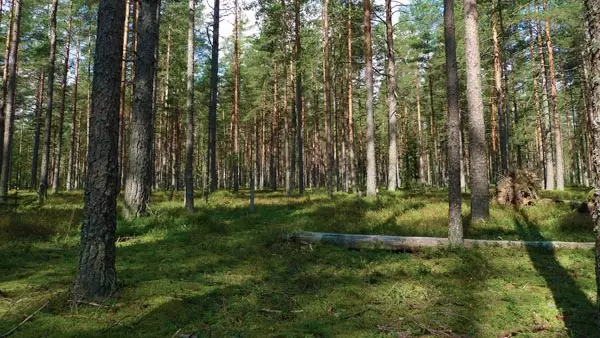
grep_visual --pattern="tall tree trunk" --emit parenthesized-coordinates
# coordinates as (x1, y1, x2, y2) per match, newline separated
(542, 0, 564, 190)
(39, 0, 59, 199)
(73, 0, 125, 299)
(463, 0, 489, 220)
(296, 0, 304, 195)
(529, 23, 544, 172)
(31, 72, 44, 190)
(66, 42, 81, 191)
(0, 0, 21, 201)
(184, 0, 195, 211)
(124, 0, 160, 218)
(364, 0, 376, 197)
(583, 0, 600, 321)
(536, 10, 555, 190)
(323, 0, 333, 198)
(347, 0, 357, 195)
(53, 8, 73, 193)
(0, 0, 12, 167)
(492, 0, 507, 174)
(445, 0, 462, 245)
(208, 0, 219, 193)
(118, 0, 131, 191)
(232, 0, 240, 193)
(416, 67, 424, 184)
(386, 0, 397, 191)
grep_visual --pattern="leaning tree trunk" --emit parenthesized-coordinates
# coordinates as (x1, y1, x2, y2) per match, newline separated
(364, 0, 376, 197)
(73, 0, 126, 299)
(52, 8, 73, 193)
(184, 0, 195, 211)
(39, 0, 59, 200)
(386, 0, 397, 191)
(463, 0, 489, 220)
(0, 0, 22, 201)
(444, 0, 463, 246)
(124, 0, 160, 218)
(583, 0, 600, 322)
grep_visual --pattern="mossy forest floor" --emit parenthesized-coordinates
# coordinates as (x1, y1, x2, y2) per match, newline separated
(0, 188, 597, 337)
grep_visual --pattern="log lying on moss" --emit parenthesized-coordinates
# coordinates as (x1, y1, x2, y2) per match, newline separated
(291, 231, 595, 251)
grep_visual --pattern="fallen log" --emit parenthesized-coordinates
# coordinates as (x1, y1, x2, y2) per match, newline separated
(290, 231, 595, 251)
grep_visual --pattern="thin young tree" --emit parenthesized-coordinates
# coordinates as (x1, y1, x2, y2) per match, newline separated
(463, 0, 489, 220)
(0, 0, 22, 201)
(445, 0, 462, 245)
(124, 0, 160, 218)
(73, 0, 126, 299)
(39, 0, 59, 199)
(364, 0, 376, 197)
(184, 0, 195, 211)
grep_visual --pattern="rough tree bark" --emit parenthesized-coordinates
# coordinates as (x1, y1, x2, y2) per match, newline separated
(73, 0, 126, 299)
(124, 0, 160, 218)
(184, 0, 195, 211)
(0, 0, 21, 201)
(364, 0, 376, 197)
(39, 0, 59, 199)
(386, 0, 397, 191)
(583, 0, 600, 322)
(444, 0, 462, 245)
(463, 0, 489, 220)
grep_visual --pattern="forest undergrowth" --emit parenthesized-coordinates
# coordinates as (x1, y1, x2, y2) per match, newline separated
(0, 188, 597, 337)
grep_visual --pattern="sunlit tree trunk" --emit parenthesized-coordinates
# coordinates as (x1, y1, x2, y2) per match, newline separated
(118, 0, 131, 191)
(536, 9, 555, 190)
(583, 0, 600, 320)
(463, 0, 489, 220)
(39, 0, 59, 199)
(296, 0, 304, 195)
(385, 0, 397, 191)
(73, 0, 125, 299)
(208, 0, 219, 193)
(232, 0, 240, 192)
(347, 0, 357, 195)
(184, 0, 195, 211)
(364, 0, 376, 197)
(445, 0, 462, 245)
(124, 0, 160, 218)
(323, 0, 333, 198)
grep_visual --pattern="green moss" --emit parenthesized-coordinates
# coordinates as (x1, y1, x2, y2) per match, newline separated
(0, 189, 597, 337)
